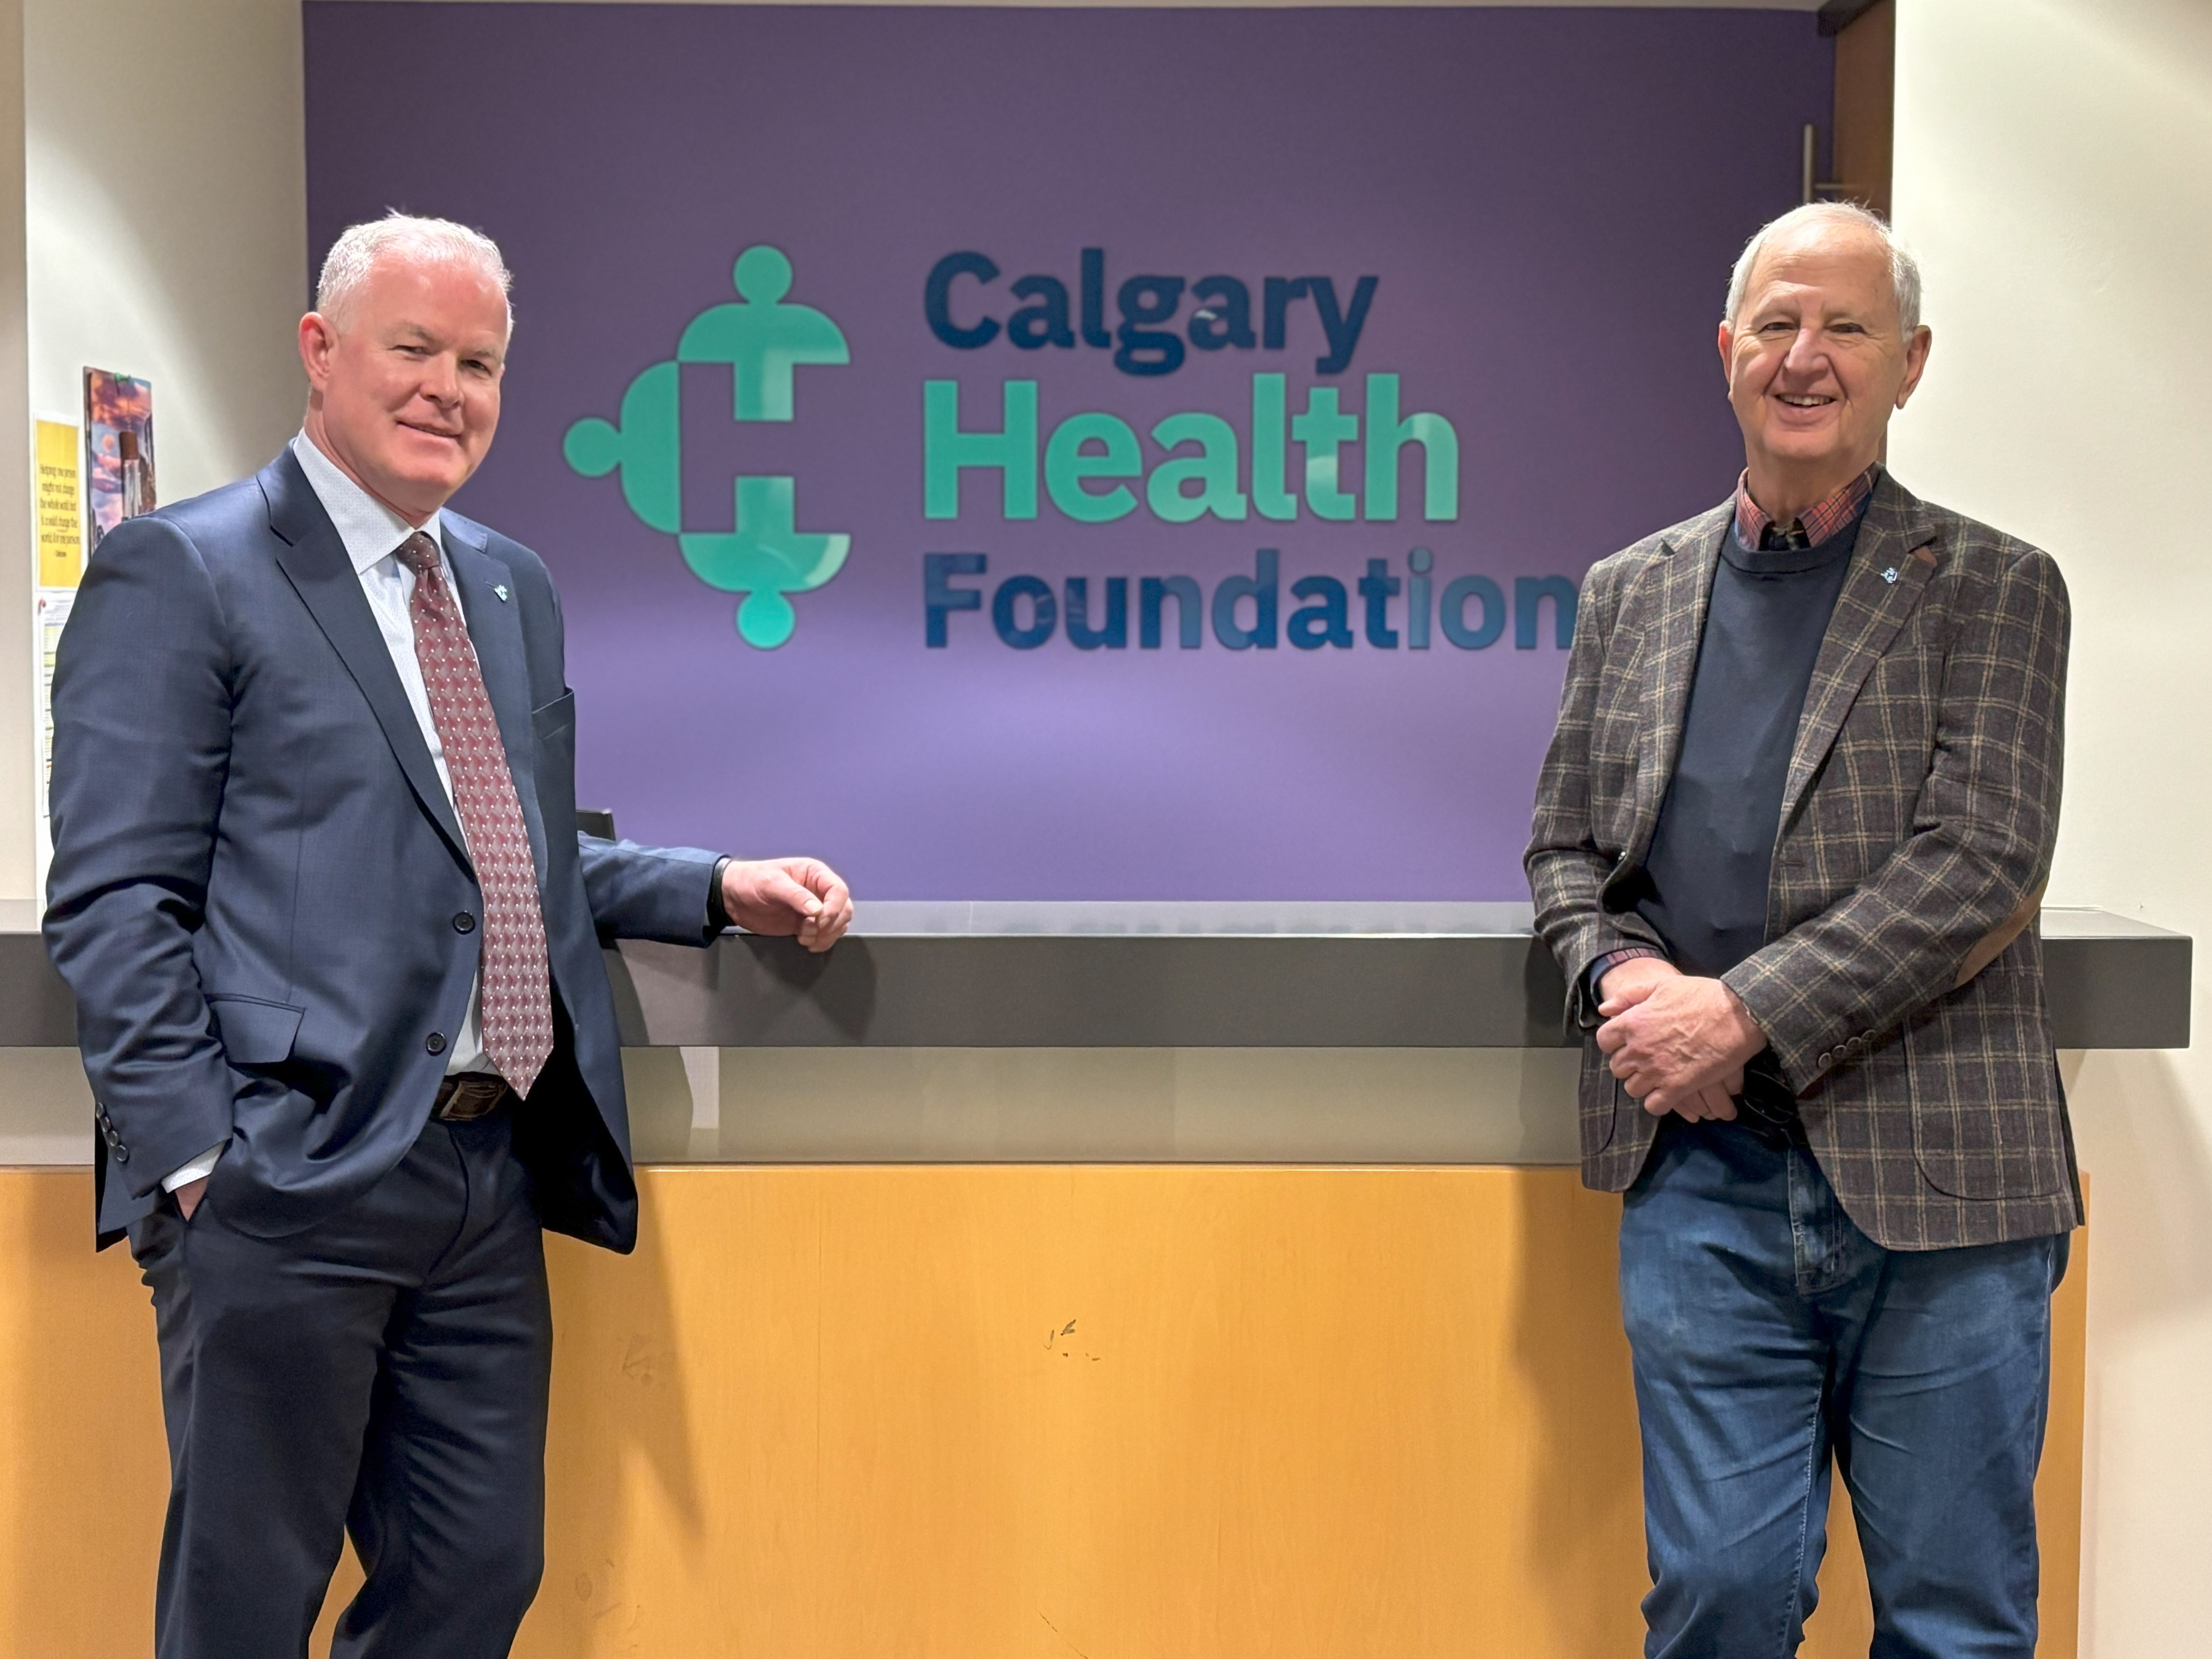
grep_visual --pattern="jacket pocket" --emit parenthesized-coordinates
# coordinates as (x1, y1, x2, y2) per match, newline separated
(531, 689, 577, 740)
(206, 995, 305, 1066)
(1904, 980, 2070, 1201)
(532, 690, 579, 842)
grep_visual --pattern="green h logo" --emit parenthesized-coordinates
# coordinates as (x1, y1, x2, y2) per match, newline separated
(564, 246, 851, 648)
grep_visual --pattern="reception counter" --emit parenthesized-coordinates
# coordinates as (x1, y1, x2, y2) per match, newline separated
(0, 901, 2189, 1168)
(0, 900, 2188, 1056)
(0, 903, 2187, 1657)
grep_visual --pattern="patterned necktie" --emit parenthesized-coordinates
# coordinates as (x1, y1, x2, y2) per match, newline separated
(396, 533, 554, 1096)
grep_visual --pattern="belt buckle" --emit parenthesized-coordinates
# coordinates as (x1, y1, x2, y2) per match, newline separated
(435, 1076, 508, 1122)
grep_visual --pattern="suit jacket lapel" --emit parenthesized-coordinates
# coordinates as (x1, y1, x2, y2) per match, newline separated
(1777, 475, 1942, 830)
(1627, 502, 1730, 861)
(260, 453, 471, 865)
(442, 520, 551, 895)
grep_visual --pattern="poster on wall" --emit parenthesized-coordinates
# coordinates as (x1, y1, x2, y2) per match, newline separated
(305, 4, 1831, 900)
(82, 368, 156, 552)
(33, 416, 85, 861)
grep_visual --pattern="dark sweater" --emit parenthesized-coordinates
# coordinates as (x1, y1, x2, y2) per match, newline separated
(1631, 507, 1866, 978)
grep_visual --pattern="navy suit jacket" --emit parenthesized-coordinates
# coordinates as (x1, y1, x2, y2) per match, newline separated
(45, 450, 720, 1250)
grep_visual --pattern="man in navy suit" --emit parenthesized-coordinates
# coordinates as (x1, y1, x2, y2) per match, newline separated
(43, 213, 853, 1658)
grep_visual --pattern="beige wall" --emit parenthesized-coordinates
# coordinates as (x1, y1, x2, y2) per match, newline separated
(1890, 2, 2212, 1653)
(0, 0, 307, 899)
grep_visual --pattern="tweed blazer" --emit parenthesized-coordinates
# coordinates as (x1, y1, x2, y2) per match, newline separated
(1526, 471, 2082, 1250)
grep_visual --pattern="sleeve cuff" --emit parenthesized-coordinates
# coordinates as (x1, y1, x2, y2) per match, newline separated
(161, 1141, 227, 1192)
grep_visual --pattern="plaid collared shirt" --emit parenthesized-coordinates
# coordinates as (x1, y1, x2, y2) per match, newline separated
(1733, 465, 1877, 551)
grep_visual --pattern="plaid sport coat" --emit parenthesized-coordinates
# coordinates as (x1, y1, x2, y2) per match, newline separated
(1526, 470, 2083, 1250)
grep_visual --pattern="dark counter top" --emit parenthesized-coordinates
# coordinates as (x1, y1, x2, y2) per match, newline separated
(602, 903, 2189, 1050)
(0, 905, 2186, 1051)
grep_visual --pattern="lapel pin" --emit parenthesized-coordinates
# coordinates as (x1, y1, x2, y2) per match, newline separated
(493, 583, 510, 602)
(1881, 567, 1898, 584)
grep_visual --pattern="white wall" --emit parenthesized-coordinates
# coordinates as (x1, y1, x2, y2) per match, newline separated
(1890, 2, 2212, 1653)
(0, 0, 307, 901)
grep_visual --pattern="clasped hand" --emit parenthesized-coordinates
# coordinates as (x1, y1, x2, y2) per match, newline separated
(1595, 958, 1766, 1122)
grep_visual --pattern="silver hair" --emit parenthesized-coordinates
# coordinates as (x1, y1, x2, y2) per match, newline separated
(1723, 201, 1922, 334)
(314, 211, 513, 334)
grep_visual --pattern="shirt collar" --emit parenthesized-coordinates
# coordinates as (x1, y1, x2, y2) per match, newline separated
(1733, 465, 1876, 551)
(289, 431, 445, 577)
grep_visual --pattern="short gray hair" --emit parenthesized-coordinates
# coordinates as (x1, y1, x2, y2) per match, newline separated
(315, 211, 513, 335)
(1723, 201, 1922, 334)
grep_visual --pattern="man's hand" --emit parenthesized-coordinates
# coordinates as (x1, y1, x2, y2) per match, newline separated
(1596, 953, 1682, 1013)
(1596, 971, 1765, 1122)
(719, 857, 853, 953)
(175, 1176, 208, 1221)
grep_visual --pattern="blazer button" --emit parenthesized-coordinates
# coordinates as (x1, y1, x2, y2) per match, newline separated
(113, 1145, 129, 1164)
(453, 912, 476, 933)
(102, 1124, 119, 1145)
(426, 1032, 448, 1055)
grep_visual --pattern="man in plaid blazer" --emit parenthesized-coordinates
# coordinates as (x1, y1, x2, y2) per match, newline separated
(1527, 202, 2078, 1657)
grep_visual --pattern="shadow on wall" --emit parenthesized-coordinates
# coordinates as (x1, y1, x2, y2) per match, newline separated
(2064, 1050, 2212, 1337)
(2061, 1045, 2212, 1643)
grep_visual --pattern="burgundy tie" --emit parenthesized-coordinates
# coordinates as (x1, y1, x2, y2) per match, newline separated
(396, 533, 554, 1096)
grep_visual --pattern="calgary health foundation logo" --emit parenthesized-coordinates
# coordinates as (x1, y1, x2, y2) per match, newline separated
(563, 246, 851, 648)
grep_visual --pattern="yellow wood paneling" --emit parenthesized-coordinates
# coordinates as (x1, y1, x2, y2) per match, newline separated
(0, 1169, 171, 1659)
(0, 1166, 2083, 1658)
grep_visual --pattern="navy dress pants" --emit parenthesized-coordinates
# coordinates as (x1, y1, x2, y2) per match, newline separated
(1619, 1116, 2068, 1659)
(130, 1109, 552, 1659)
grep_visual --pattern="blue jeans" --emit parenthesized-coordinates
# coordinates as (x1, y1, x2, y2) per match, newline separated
(1618, 1117, 2068, 1659)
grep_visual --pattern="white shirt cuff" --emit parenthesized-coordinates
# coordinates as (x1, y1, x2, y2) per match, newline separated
(161, 1142, 227, 1192)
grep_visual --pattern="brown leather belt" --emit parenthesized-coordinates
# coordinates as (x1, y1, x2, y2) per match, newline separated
(433, 1074, 514, 1122)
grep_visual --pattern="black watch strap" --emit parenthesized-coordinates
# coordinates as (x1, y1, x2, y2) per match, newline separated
(708, 855, 734, 932)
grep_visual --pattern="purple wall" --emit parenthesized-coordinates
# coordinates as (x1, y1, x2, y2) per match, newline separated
(304, 4, 1830, 899)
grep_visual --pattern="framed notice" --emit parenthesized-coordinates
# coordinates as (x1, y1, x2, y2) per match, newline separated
(36, 418, 83, 585)
(33, 415, 86, 862)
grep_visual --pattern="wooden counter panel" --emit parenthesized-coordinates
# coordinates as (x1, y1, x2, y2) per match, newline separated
(0, 1167, 2083, 1657)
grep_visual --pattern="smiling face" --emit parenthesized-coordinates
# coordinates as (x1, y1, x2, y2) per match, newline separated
(298, 253, 510, 523)
(1720, 219, 1930, 512)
